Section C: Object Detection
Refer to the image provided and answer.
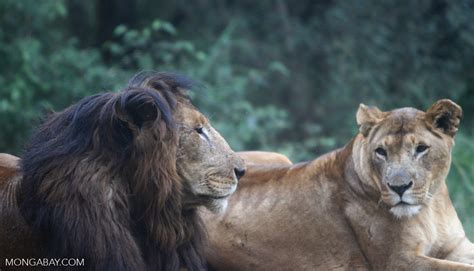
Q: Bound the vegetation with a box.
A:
[0,0,472,237]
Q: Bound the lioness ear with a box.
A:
[425,99,462,137]
[356,104,385,136]
[115,91,161,129]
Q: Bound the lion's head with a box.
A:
[353,99,462,219]
[127,72,246,212]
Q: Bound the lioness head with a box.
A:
[354,99,462,218]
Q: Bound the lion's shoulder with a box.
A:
[0,154,19,188]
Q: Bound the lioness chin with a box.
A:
[202,99,474,271]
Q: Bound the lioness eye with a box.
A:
[375,147,387,157]
[416,144,429,153]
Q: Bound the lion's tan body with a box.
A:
[0,153,19,180]
[0,154,40,262]
[203,100,474,270]
[237,151,292,166]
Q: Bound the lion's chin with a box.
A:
[205,198,229,214]
[389,204,421,219]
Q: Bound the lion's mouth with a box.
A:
[195,177,237,201]
[207,195,230,200]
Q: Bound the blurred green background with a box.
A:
[0,0,472,237]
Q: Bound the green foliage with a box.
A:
[0,0,473,237]
[0,0,128,153]
[449,131,474,238]
[105,19,290,151]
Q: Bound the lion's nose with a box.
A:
[388,181,413,197]
[234,168,246,180]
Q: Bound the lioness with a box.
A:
[202,99,474,270]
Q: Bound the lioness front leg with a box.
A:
[445,238,474,265]
[400,255,474,271]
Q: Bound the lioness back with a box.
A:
[237,151,292,166]
[202,150,370,270]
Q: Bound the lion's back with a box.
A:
[0,154,42,265]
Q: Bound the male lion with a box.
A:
[0,72,246,271]
[0,153,19,185]
[202,99,474,270]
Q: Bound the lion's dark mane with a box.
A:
[19,72,207,270]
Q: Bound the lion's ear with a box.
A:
[425,99,462,137]
[356,104,385,136]
[115,91,165,129]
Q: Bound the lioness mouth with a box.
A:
[390,202,422,218]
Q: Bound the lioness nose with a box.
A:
[234,168,246,180]
[388,181,413,197]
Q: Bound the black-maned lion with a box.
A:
[0,72,246,271]
[202,99,474,270]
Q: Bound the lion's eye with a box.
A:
[375,147,387,157]
[195,127,204,134]
[195,126,210,142]
[415,144,429,153]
